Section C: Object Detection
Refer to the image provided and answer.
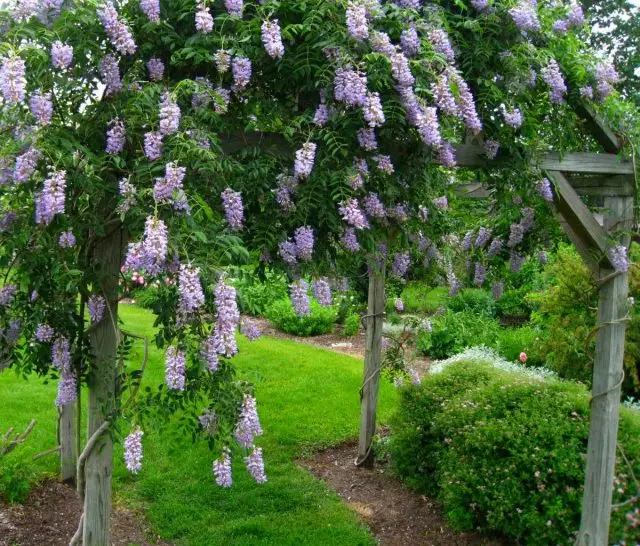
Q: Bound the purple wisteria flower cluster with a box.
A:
[99,54,122,95]
[178,265,205,316]
[225,0,243,17]
[311,278,332,306]
[294,142,317,179]
[51,42,73,69]
[211,279,240,358]
[165,345,186,390]
[234,394,263,448]
[541,60,567,104]
[52,336,76,407]
[123,427,144,473]
[342,227,361,252]
[232,57,252,91]
[36,324,55,342]
[294,226,314,261]
[213,449,233,487]
[245,447,267,483]
[106,118,126,154]
[609,245,629,272]
[124,216,168,276]
[140,0,160,23]
[14,147,41,183]
[392,252,410,277]
[97,2,137,55]
[240,319,261,341]
[88,295,106,323]
[0,56,27,104]
[346,1,368,40]
[553,2,584,33]
[221,188,244,230]
[144,131,163,160]
[195,2,213,33]
[339,198,369,230]
[261,20,284,58]
[159,92,180,135]
[509,0,541,33]
[35,170,66,225]
[290,279,310,316]
[146,58,164,81]
[30,91,53,126]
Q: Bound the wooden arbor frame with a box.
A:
[357,104,636,546]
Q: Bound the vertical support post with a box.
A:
[82,227,122,546]
[356,265,385,468]
[577,196,633,546]
[59,403,76,482]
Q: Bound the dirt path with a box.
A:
[0,480,171,546]
[300,440,510,546]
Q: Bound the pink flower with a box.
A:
[519,352,527,363]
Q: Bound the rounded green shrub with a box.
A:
[266,298,337,337]
[448,288,495,317]
[389,361,640,544]
[342,313,361,337]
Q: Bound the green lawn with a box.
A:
[1,304,397,545]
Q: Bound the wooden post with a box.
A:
[577,196,633,546]
[59,403,76,482]
[82,227,122,546]
[356,265,385,468]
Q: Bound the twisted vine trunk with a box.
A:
[82,226,123,546]
[356,265,386,468]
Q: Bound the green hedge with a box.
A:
[389,360,640,544]
[266,298,337,336]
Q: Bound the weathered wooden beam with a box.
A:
[454,181,491,199]
[565,175,636,198]
[540,153,633,175]
[577,195,634,546]
[356,266,385,468]
[546,171,612,270]
[60,403,76,483]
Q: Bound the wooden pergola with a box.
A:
[357,101,636,546]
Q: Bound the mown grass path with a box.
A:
[1,305,397,545]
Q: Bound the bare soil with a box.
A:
[0,479,171,546]
[300,440,511,546]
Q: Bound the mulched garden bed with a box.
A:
[0,479,171,546]
[300,440,511,546]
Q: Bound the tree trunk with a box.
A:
[59,403,76,482]
[356,266,385,468]
[82,227,123,546]
[577,195,633,546]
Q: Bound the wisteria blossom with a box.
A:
[342,227,361,252]
[261,20,285,58]
[29,91,53,126]
[232,57,252,91]
[294,226,314,261]
[357,127,378,150]
[234,394,263,448]
[35,170,66,225]
[165,345,186,390]
[106,118,126,153]
[140,0,160,22]
[97,1,137,55]
[14,147,41,183]
[51,42,73,69]
[225,0,243,17]
[541,60,567,104]
[88,295,106,323]
[99,54,122,95]
[195,2,213,33]
[294,142,317,179]
[0,56,26,103]
[290,279,310,316]
[311,278,332,306]
[146,58,164,81]
[245,447,267,483]
[212,279,240,358]
[221,188,244,231]
[346,1,368,40]
[144,131,163,160]
[178,265,205,316]
[213,449,232,487]
[159,92,180,135]
[123,427,144,473]
[240,319,261,341]
[339,198,369,229]
[215,50,231,73]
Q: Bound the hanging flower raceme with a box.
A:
[394,298,405,312]
[0,285,17,306]
[289,279,310,316]
[293,226,314,261]
[279,240,298,265]
[450,73,482,133]
[245,447,267,483]
[146,58,164,81]
[221,188,244,231]
[97,1,137,55]
[389,52,414,88]
[59,230,76,248]
[105,118,126,154]
[334,66,368,107]
[438,142,456,167]
[225,0,243,17]
[144,131,163,160]
[36,324,55,342]
[431,73,458,117]
[124,427,144,473]
[215,49,231,73]
[99,54,122,95]
[509,0,541,33]
[339,198,369,230]
[29,91,53,126]
[118,178,137,214]
[153,162,187,212]
[195,2,213,33]
[541,60,567,104]
[294,142,317,180]
[363,193,386,219]
[501,106,523,129]
[88,295,106,323]
[165,345,186,391]
[159,92,180,135]
[232,57,252,91]
[492,280,505,300]
[475,227,492,248]
[313,101,329,127]
[212,448,232,487]
[51,42,73,69]
[178,265,205,316]
[536,178,553,202]
[473,263,487,286]
[363,92,385,127]
[346,1,368,40]
[373,154,394,174]
[609,246,629,272]
[124,216,168,275]
[370,31,395,56]
[35,170,66,225]
[311,278,332,306]
[14,147,41,183]
[401,25,420,57]
[428,29,455,62]
[212,279,240,358]
[234,394,263,448]
[240,319,261,341]
[140,0,160,23]
[357,127,378,150]
[261,20,284,59]
[595,61,620,100]
[510,251,524,273]
[392,252,410,277]
[0,55,26,103]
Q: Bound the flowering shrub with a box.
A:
[389,360,640,544]
[266,298,337,337]
[342,313,361,337]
